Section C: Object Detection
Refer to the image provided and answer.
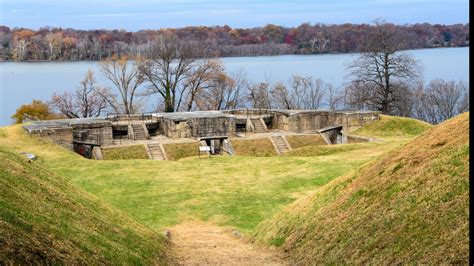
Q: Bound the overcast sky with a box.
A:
[0,0,469,31]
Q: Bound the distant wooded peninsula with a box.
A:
[0,22,469,61]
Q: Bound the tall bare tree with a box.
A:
[100,55,145,114]
[184,59,224,111]
[138,34,197,112]
[346,19,421,114]
[50,70,108,118]
[195,70,247,110]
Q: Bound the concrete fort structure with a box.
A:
[23,109,380,159]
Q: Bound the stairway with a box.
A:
[147,143,167,160]
[252,119,267,133]
[132,124,147,140]
[271,135,291,154]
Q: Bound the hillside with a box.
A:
[353,114,432,138]
[0,148,169,264]
[255,112,469,264]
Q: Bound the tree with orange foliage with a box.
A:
[12,29,34,60]
[11,100,60,124]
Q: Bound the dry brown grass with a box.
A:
[255,112,469,264]
[285,134,327,149]
[168,221,288,265]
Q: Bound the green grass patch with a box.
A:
[285,142,386,157]
[101,145,148,160]
[163,142,199,161]
[231,138,278,156]
[286,135,327,149]
[354,115,432,138]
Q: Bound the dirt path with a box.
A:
[167,222,289,265]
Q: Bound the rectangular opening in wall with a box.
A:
[147,122,159,137]
[263,118,273,129]
[112,128,128,139]
[236,122,246,133]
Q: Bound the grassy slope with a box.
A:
[286,135,327,149]
[231,138,278,156]
[0,148,169,264]
[354,114,432,138]
[255,113,468,264]
[101,144,149,160]
[163,142,200,161]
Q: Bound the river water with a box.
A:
[0,47,469,126]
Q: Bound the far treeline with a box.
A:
[0,21,469,61]
[11,21,469,126]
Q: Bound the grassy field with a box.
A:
[255,113,468,264]
[101,144,149,160]
[0,116,427,236]
[0,148,169,264]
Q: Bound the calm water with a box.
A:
[0,47,469,126]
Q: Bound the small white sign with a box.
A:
[199,146,211,152]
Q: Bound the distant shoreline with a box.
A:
[0,46,468,63]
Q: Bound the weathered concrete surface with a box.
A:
[23,109,379,158]
[23,118,113,148]
[159,111,236,138]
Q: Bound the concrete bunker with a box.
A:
[23,109,380,160]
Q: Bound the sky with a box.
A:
[0,0,469,31]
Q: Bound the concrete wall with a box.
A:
[334,112,380,132]
[29,127,74,150]
[71,123,113,146]
[160,116,236,138]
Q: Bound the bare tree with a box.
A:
[288,75,325,109]
[270,75,327,110]
[346,19,421,114]
[247,82,272,109]
[195,70,248,110]
[184,59,224,111]
[344,81,373,110]
[457,84,470,114]
[326,84,344,110]
[289,75,311,109]
[412,79,469,124]
[138,34,198,112]
[271,81,293,109]
[100,55,145,114]
[305,78,325,109]
[50,70,108,118]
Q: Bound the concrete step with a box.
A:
[147,143,166,160]
[271,136,291,154]
[132,124,147,140]
[252,119,267,133]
